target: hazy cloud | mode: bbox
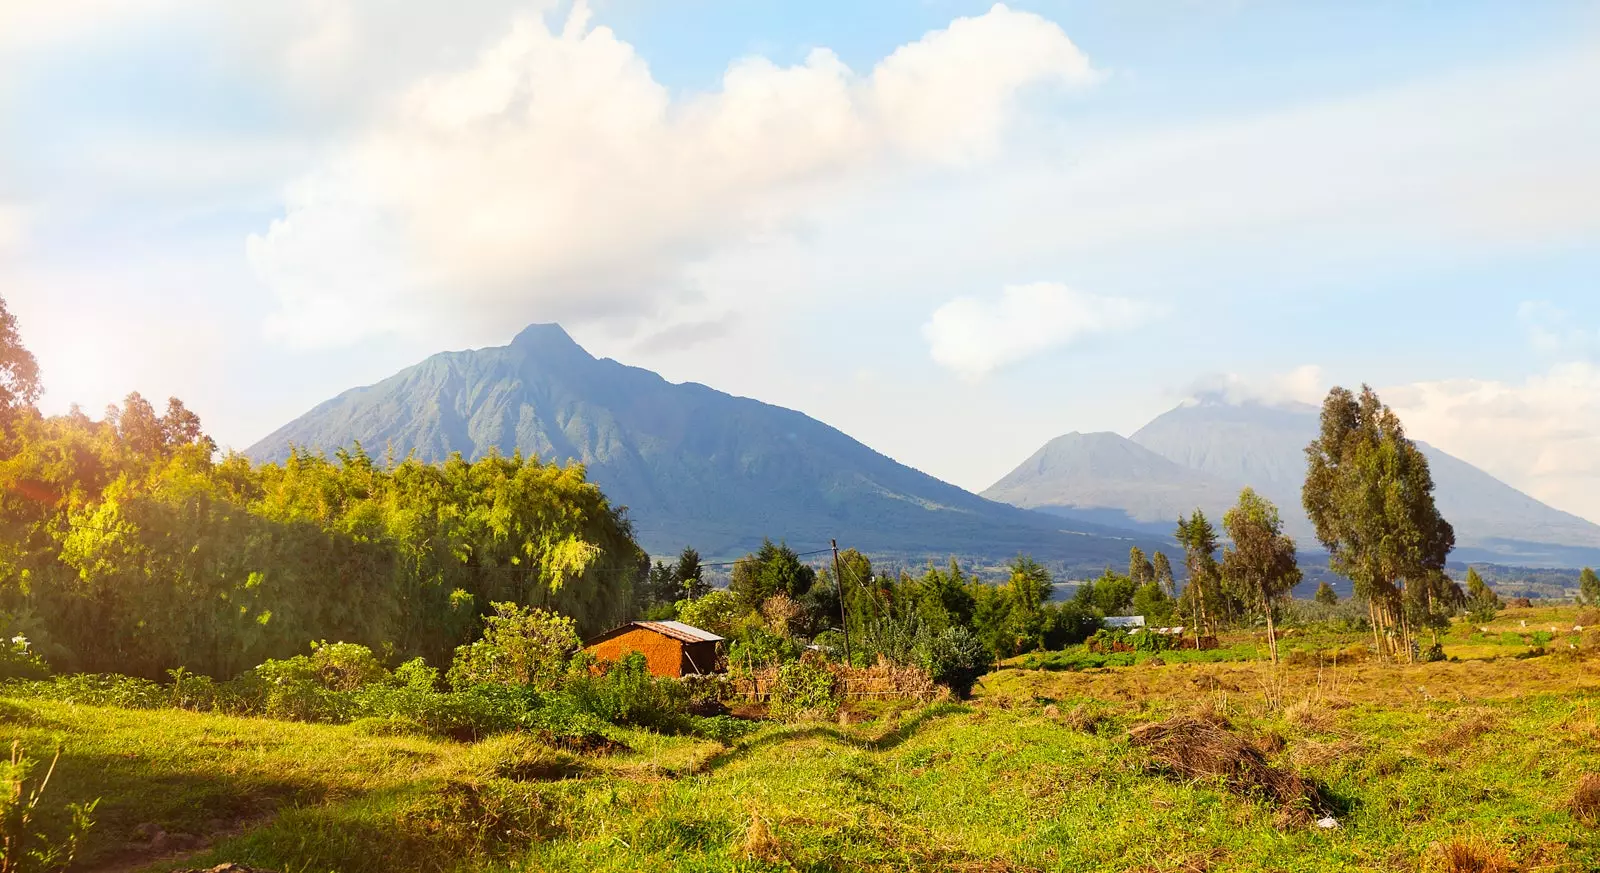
[1387,362,1600,524]
[248,2,1097,347]
[923,282,1162,380]
[1181,364,1328,408]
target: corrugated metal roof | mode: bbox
[640,620,724,643]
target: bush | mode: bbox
[917,626,989,698]
[564,652,689,732]
[0,742,97,873]
[676,590,743,638]
[310,641,390,691]
[767,655,841,721]
[0,635,49,681]
[447,603,579,691]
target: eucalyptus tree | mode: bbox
[1176,510,1222,642]
[1221,488,1301,664]
[1303,385,1454,661]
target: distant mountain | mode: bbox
[985,398,1600,568]
[981,432,1238,536]
[248,324,1163,570]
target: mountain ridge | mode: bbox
[248,324,1167,569]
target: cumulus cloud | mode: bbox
[1181,364,1328,408]
[1386,362,1600,524]
[247,2,1096,347]
[922,282,1161,379]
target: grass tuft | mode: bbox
[1572,772,1600,825]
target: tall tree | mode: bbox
[0,295,40,417]
[1151,551,1176,598]
[1580,567,1600,606]
[1303,385,1455,661]
[675,546,707,599]
[1314,580,1339,606]
[1221,488,1301,664]
[1465,568,1501,624]
[1128,546,1154,588]
[1175,510,1222,641]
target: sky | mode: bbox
[3,0,1600,522]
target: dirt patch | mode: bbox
[1127,716,1327,825]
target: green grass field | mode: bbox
[7,607,1600,872]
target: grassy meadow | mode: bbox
[4,605,1598,873]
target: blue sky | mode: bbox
[3,1,1599,520]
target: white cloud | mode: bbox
[922,282,1161,379]
[246,2,1096,347]
[1182,364,1328,408]
[1386,363,1600,524]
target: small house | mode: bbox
[583,620,724,678]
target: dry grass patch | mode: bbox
[1571,772,1600,825]
[1127,716,1326,825]
[1282,698,1334,733]
[1423,838,1517,873]
[1419,708,1499,757]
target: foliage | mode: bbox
[1314,581,1339,606]
[1466,568,1502,624]
[726,626,799,673]
[0,636,47,682]
[675,590,742,638]
[563,652,689,733]
[729,539,816,612]
[1176,510,1223,637]
[915,625,989,698]
[1580,568,1600,606]
[1074,568,1136,616]
[1303,385,1455,660]
[0,394,644,678]
[766,655,841,721]
[446,604,579,691]
[1221,488,1301,663]
[0,297,41,416]
[0,743,96,873]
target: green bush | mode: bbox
[563,652,690,732]
[0,743,97,873]
[917,626,989,698]
[768,656,841,721]
[0,635,49,681]
[446,603,579,691]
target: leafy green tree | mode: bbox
[1465,568,1501,624]
[1221,488,1301,664]
[446,603,580,690]
[675,589,743,637]
[675,547,708,599]
[1580,567,1600,606]
[1131,581,1175,626]
[1075,567,1136,616]
[1176,510,1222,640]
[1314,581,1339,606]
[1303,385,1455,661]
[1128,546,1155,587]
[0,295,41,417]
[729,539,816,612]
[1151,551,1177,598]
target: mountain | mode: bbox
[248,324,1162,569]
[981,432,1238,536]
[985,398,1600,567]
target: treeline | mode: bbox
[0,392,644,678]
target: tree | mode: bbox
[1075,567,1135,616]
[1580,567,1600,606]
[0,295,40,417]
[729,539,816,611]
[1176,510,1222,642]
[1131,581,1174,626]
[1314,581,1339,606]
[675,547,708,599]
[1303,385,1455,661]
[1221,488,1301,664]
[1465,568,1501,624]
[1151,551,1177,598]
[676,589,742,637]
[1128,547,1155,587]
[446,603,580,690]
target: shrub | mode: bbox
[917,626,989,698]
[0,636,49,682]
[0,742,97,873]
[726,627,798,674]
[767,655,841,721]
[447,603,579,691]
[310,641,390,691]
[676,590,743,638]
[564,652,689,732]
[689,714,761,744]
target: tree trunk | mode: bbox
[1264,592,1279,665]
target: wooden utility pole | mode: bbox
[831,539,851,665]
